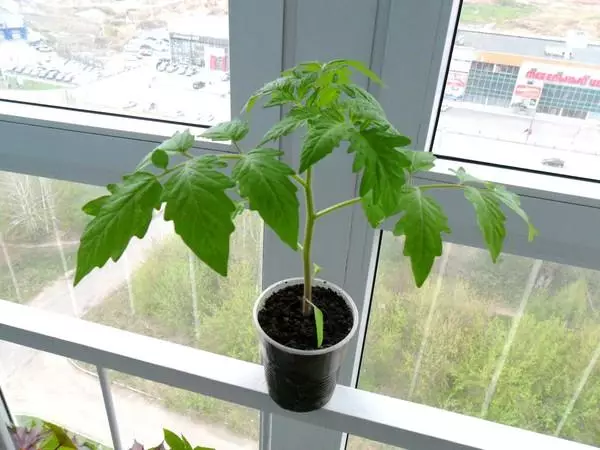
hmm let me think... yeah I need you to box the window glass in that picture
[437,0,600,179]
[356,231,600,448]
[0,1,229,124]
[1,347,112,448]
[0,170,261,446]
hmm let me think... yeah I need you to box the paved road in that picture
[0,217,257,449]
[436,105,600,179]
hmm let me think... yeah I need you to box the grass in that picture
[4,76,61,91]
[461,0,539,24]
[0,245,77,303]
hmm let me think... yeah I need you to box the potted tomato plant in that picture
[74,59,536,412]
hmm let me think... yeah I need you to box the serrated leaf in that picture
[403,150,435,173]
[490,185,538,241]
[464,186,506,262]
[243,76,298,112]
[151,149,169,169]
[82,195,110,216]
[313,303,324,348]
[158,130,195,153]
[162,156,236,276]
[349,127,410,214]
[362,191,386,228]
[258,109,309,145]
[451,167,485,185]
[201,119,249,142]
[393,188,450,287]
[299,119,351,172]
[75,172,162,284]
[233,148,299,249]
[163,430,185,450]
[326,59,383,85]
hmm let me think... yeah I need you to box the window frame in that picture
[1,0,600,449]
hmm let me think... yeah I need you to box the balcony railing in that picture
[0,300,597,450]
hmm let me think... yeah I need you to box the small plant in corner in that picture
[74,59,536,412]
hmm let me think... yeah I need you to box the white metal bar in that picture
[96,367,123,450]
[0,300,595,450]
[0,389,14,450]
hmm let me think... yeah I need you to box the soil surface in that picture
[257,285,353,350]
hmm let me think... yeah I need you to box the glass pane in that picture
[357,231,600,447]
[0,170,261,446]
[0,2,229,124]
[107,371,258,449]
[436,0,600,178]
[1,346,111,448]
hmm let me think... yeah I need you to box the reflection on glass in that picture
[356,232,600,448]
[0,1,230,124]
[436,0,600,179]
[0,170,262,446]
[1,347,111,448]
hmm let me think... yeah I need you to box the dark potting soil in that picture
[257,284,353,350]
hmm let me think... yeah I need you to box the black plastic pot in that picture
[252,278,359,412]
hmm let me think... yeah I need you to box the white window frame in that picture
[1,0,600,449]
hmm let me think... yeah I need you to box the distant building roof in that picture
[457,28,600,65]
[169,15,228,39]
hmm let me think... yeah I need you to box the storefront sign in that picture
[514,84,541,100]
[524,66,600,89]
[445,70,468,98]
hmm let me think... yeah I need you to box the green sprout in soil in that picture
[73,59,536,348]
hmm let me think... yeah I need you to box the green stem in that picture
[315,197,361,219]
[233,142,243,154]
[419,183,464,191]
[302,168,316,316]
[219,154,243,160]
[292,174,307,189]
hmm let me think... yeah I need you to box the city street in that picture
[436,104,600,179]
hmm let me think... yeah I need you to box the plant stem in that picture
[292,174,307,188]
[302,168,316,316]
[315,197,361,219]
[233,142,243,154]
[419,183,464,191]
[219,154,243,160]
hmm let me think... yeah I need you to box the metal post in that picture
[0,388,15,450]
[96,367,123,450]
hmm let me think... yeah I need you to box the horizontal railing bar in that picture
[0,300,595,450]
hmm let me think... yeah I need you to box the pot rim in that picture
[252,277,359,356]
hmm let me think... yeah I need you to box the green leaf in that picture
[451,167,485,185]
[81,195,110,216]
[162,156,236,276]
[490,185,538,241]
[243,76,298,112]
[160,129,195,152]
[258,109,309,146]
[349,127,410,215]
[463,186,506,263]
[326,59,383,85]
[403,150,435,173]
[361,191,386,228]
[194,447,216,450]
[299,119,351,172]
[43,422,78,449]
[75,172,162,284]
[201,119,249,142]
[233,148,299,249]
[313,303,324,348]
[151,149,169,169]
[163,430,186,450]
[393,187,451,287]
[181,435,193,450]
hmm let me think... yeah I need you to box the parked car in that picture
[64,74,75,83]
[192,80,206,90]
[166,64,178,73]
[185,67,197,76]
[542,158,565,168]
[56,73,66,81]
[45,70,59,80]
